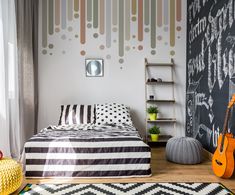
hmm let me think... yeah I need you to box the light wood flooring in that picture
[17,147,235,193]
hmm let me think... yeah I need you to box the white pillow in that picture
[95,103,133,125]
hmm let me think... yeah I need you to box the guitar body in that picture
[212,134,235,178]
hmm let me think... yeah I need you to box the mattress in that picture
[24,124,151,178]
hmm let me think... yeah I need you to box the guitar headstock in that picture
[228,94,235,109]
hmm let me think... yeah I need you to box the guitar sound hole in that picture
[215,159,223,166]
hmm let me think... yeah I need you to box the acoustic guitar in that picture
[212,94,235,178]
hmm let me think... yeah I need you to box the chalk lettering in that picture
[189,17,207,44]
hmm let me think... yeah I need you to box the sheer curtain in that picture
[16,0,39,159]
[0,0,20,158]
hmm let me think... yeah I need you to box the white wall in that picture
[38,1,186,138]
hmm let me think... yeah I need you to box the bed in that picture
[23,103,151,178]
[24,124,151,178]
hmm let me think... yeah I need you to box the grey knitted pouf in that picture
[166,137,203,164]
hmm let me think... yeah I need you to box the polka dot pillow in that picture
[95,103,133,126]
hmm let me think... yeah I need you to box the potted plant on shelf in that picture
[147,106,158,121]
[148,126,160,142]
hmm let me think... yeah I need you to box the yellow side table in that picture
[0,158,23,195]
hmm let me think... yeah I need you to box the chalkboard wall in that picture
[186,0,235,153]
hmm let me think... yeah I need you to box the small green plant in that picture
[148,126,160,134]
[147,106,158,114]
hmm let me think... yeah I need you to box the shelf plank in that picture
[146,63,174,67]
[147,135,172,143]
[147,99,175,103]
[146,81,174,85]
[147,118,176,123]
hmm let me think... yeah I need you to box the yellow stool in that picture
[0,158,23,195]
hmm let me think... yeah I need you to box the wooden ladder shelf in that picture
[144,58,176,145]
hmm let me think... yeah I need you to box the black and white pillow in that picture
[58,104,95,125]
[95,103,133,126]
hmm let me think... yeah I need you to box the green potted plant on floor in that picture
[147,106,158,121]
[148,126,160,141]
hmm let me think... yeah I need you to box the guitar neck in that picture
[219,94,235,151]
[222,108,231,135]
[219,108,231,151]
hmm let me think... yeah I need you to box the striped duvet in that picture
[24,124,151,178]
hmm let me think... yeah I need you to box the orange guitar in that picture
[212,94,235,178]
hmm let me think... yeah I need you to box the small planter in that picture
[149,113,157,121]
[150,134,159,142]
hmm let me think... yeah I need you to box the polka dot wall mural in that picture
[41,0,183,63]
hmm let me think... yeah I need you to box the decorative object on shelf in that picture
[147,78,165,83]
[147,106,158,121]
[0,158,23,194]
[149,95,154,100]
[148,126,160,142]
[150,78,158,82]
[166,137,203,165]
[0,150,3,160]
[85,58,104,77]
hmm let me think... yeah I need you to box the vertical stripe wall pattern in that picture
[106,0,111,48]
[93,0,99,28]
[138,0,143,41]
[144,0,149,26]
[80,0,85,44]
[41,0,183,62]
[87,0,92,21]
[99,0,105,34]
[74,0,79,12]
[150,0,156,49]
[55,0,60,26]
[170,0,175,47]
[163,0,169,25]
[157,0,163,27]
[119,0,124,57]
[112,0,118,26]
[125,0,130,41]
[67,0,73,21]
[42,0,47,48]
[48,0,54,35]
[61,0,66,29]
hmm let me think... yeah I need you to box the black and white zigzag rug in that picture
[20,183,234,195]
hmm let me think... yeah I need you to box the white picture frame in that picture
[85,58,104,77]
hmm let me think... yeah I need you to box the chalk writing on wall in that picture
[186,0,235,153]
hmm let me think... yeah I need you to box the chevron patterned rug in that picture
[19,183,233,195]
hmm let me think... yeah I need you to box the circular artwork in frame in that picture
[85,58,104,77]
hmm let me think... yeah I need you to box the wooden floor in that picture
[17,147,235,193]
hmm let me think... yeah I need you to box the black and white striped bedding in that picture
[24,124,151,178]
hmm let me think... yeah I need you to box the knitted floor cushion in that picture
[0,158,23,195]
[166,137,203,164]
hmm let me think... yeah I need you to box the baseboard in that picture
[202,148,213,160]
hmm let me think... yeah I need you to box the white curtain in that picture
[0,0,21,159]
